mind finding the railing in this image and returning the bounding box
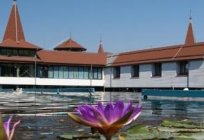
[22,87,95,103]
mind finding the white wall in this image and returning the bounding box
[189,60,204,88]
[0,77,105,87]
[104,60,204,88]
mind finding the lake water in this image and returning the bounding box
[0,92,204,140]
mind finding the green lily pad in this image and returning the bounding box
[57,133,101,140]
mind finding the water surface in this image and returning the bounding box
[0,92,203,140]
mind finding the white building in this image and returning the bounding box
[104,18,204,91]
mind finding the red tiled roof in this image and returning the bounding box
[0,39,41,50]
[37,50,106,66]
[54,38,86,51]
[111,43,204,66]
[0,1,41,50]
[0,55,41,63]
[110,20,203,66]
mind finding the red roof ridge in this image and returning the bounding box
[39,50,102,55]
[113,44,182,56]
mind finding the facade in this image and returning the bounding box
[104,18,204,90]
[1,1,204,91]
[0,1,106,90]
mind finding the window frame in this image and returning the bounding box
[113,66,120,79]
[131,65,139,78]
[152,63,162,77]
[177,61,188,76]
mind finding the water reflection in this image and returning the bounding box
[174,101,188,119]
[151,101,162,115]
[0,92,204,139]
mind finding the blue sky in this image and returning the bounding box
[0,0,203,53]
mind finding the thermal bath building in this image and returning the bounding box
[105,18,204,90]
[1,1,204,91]
[0,1,106,90]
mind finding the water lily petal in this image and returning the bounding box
[77,106,98,123]
[4,116,12,138]
[96,102,104,115]
[8,120,20,140]
[68,112,99,127]
[104,103,115,123]
[112,107,134,127]
[122,102,132,116]
[103,108,134,138]
[112,100,124,122]
[126,105,142,125]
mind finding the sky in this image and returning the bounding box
[0,0,204,53]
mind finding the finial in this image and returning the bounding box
[100,34,102,43]
[13,0,17,6]
[69,32,72,39]
[189,9,192,21]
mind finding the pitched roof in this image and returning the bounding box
[109,19,203,66]
[0,1,41,50]
[37,50,106,66]
[185,18,195,46]
[0,55,41,63]
[54,38,86,51]
[110,43,204,66]
[3,1,25,42]
[0,39,41,50]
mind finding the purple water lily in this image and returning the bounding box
[0,116,20,140]
[68,100,141,140]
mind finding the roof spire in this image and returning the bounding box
[98,38,105,53]
[3,0,25,42]
[184,13,195,46]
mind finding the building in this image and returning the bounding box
[1,1,204,91]
[105,17,204,91]
[0,1,106,90]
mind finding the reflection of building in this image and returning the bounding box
[105,17,204,90]
[151,101,162,115]
[174,101,188,119]
[0,1,106,89]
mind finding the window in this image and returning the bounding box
[68,67,74,79]
[58,66,63,79]
[93,68,98,79]
[19,65,32,77]
[73,67,79,79]
[131,65,139,78]
[177,61,188,76]
[113,67,120,78]
[78,67,84,79]
[54,66,59,78]
[152,63,161,77]
[48,66,54,78]
[63,66,68,79]
[84,67,89,79]
[98,68,102,80]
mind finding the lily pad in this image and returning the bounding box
[161,119,203,129]
[57,133,100,140]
